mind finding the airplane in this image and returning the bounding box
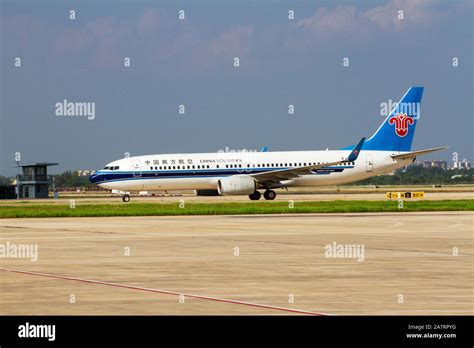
[89,87,447,201]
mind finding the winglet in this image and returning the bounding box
[347,137,365,162]
[260,146,269,152]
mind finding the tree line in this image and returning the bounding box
[0,166,472,190]
[352,166,473,186]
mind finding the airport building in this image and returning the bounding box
[421,160,448,170]
[15,163,58,198]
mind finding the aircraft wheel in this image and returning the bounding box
[263,190,276,200]
[249,191,261,200]
[122,195,130,202]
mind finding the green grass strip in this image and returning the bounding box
[0,200,472,218]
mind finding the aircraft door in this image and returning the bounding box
[132,159,142,177]
[366,155,373,172]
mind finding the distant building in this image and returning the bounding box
[15,163,58,198]
[77,170,96,177]
[451,160,471,170]
[421,160,447,170]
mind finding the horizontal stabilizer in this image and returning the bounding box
[390,146,448,160]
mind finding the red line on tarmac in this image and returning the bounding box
[0,268,327,316]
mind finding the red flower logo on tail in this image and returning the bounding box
[388,113,414,137]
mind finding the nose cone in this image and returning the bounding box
[89,172,101,184]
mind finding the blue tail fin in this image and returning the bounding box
[362,87,423,151]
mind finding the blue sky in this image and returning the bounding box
[1,0,472,175]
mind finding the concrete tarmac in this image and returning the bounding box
[0,212,472,315]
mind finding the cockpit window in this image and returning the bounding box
[103,166,109,170]
[113,166,119,170]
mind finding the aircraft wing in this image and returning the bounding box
[390,146,448,160]
[250,137,365,183]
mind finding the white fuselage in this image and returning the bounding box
[91,149,412,192]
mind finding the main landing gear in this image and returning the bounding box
[122,194,130,202]
[248,190,276,201]
[248,191,261,200]
[263,190,276,200]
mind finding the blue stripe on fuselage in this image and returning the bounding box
[90,166,353,184]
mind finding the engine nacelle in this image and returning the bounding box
[217,175,256,195]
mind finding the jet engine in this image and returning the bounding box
[217,175,256,195]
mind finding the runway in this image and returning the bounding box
[1,186,473,206]
[0,212,472,315]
